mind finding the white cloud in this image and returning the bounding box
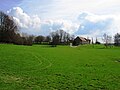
[6,7,120,39]
[21,0,120,19]
[2,0,120,44]
[7,7,41,34]
[7,7,79,35]
[76,12,120,38]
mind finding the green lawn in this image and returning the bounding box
[0,44,120,90]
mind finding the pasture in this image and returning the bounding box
[0,44,120,90]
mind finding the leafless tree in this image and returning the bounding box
[50,30,72,46]
[103,33,112,48]
[45,36,51,42]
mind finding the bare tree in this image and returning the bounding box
[103,33,112,48]
[63,32,70,44]
[70,35,75,41]
[59,30,64,43]
[50,30,72,46]
[45,36,51,42]
[50,32,60,46]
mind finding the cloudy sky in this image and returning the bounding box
[1,0,120,39]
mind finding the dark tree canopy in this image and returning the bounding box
[34,35,45,44]
[114,33,120,46]
[44,36,51,42]
[95,37,101,44]
[0,11,18,43]
[50,33,60,47]
[0,11,33,46]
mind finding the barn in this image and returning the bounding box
[73,37,91,46]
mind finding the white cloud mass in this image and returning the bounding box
[7,7,41,35]
[7,7,78,35]
[7,7,120,39]
[76,12,120,38]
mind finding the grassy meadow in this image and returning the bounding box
[0,44,120,90]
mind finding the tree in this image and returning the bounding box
[52,34,60,47]
[91,37,94,44]
[0,11,34,46]
[102,33,112,48]
[50,32,60,47]
[50,30,72,46]
[95,37,101,44]
[0,11,18,43]
[114,33,120,46]
[45,36,51,42]
[25,35,34,46]
[34,35,45,44]
[69,35,75,44]
[66,32,70,44]
[58,30,64,43]
[14,33,34,46]
[14,33,23,45]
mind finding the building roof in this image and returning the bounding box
[79,37,87,42]
[84,38,91,41]
[76,37,91,42]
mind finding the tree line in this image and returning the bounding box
[101,33,120,47]
[0,11,74,46]
[34,29,74,46]
[1,11,120,47]
[0,11,35,45]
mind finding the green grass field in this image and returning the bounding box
[0,44,120,90]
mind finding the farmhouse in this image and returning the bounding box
[73,37,91,46]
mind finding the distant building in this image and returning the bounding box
[73,37,91,46]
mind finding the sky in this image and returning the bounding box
[1,0,120,40]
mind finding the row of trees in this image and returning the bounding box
[102,33,120,47]
[0,11,34,46]
[94,33,120,48]
[114,33,120,46]
[50,30,74,46]
[0,11,74,46]
[0,11,18,43]
[34,30,74,46]
[1,11,120,47]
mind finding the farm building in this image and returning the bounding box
[73,37,91,46]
